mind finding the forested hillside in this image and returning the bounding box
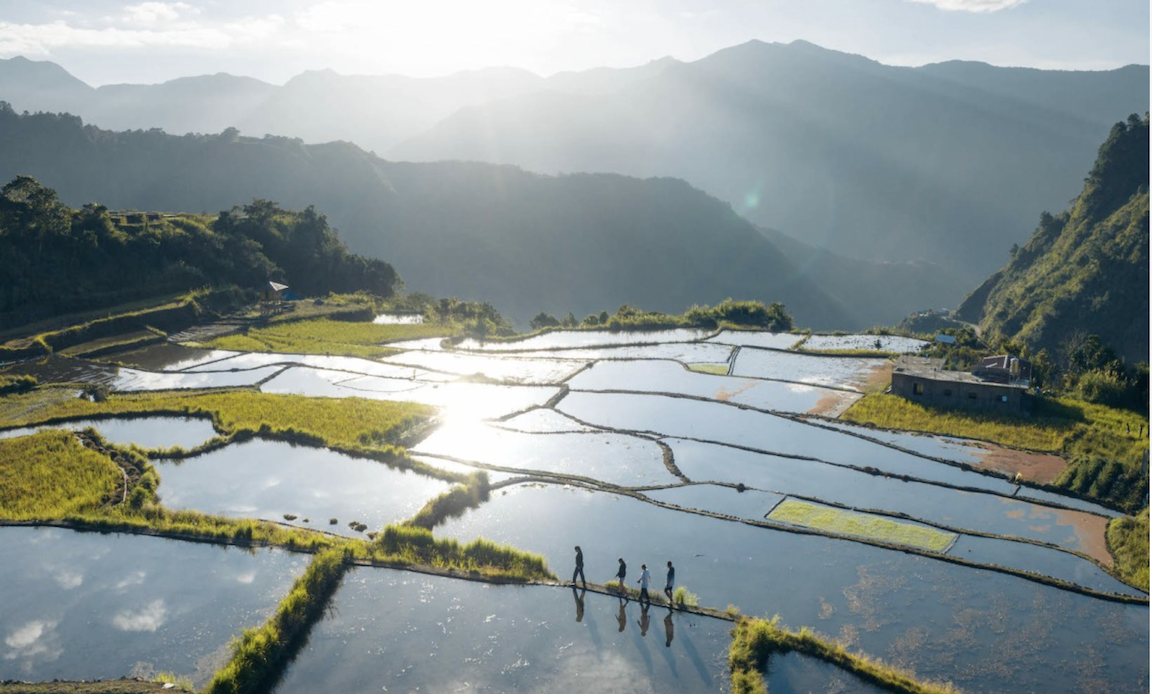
[957,114,1149,365]
[0,177,397,323]
[0,105,869,328]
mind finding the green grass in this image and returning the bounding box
[2,389,433,455]
[0,373,37,395]
[203,318,452,358]
[729,616,961,694]
[371,524,553,581]
[768,499,957,552]
[0,430,123,519]
[1107,509,1149,591]
[405,471,490,529]
[688,363,730,375]
[841,393,1070,451]
[841,392,1149,512]
[203,547,348,694]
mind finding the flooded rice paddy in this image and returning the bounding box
[455,328,715,352]
[0,415,218,450]
[731,349,891,391]
[156,439,453,536]
[2,326,1146,692]
[271,567,733,694]
[437,483,1148,693]
[705,330,804,350]
[800,334,930,353]
[565,360,861,415]
[0,527,307,688]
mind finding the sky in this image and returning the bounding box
[0,0,1148,86]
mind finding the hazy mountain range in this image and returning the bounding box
[0,107,869,328]
[0,40,1145,327]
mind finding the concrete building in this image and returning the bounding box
[890,356,1032,413]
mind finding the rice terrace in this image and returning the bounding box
[0,294,1146,694]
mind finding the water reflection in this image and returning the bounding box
[572,587,586,622]
[0,416,218,450]
[0,527,307,687]
[271,567,732,693]
[567,359,859,414]
[436,483,1149,693]
[559,391,1018,494]
[455,328,714,352]
[157,439,452,536]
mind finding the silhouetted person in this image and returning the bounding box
[637,601,651,636]
[572,586,585,622]
[664,560,675,605]
[636,563,651,605]
[615,557,627,595]
[573,545,586,588]
[616,599,627,632]
[664,611,674,647]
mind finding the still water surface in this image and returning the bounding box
[272,566,733,694]
[0,527,307,687]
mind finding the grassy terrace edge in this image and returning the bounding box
[729,616,962,694]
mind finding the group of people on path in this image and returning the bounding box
[573,546,676,607]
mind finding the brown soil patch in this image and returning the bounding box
[811,391,862,417]
[999,498,1112,566]
[714,380,758,402]
[972,443,1067,485]
[857,362,893,393]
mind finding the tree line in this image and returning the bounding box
[0,176,399,324]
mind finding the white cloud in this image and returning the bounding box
[0,20,232,56]
[53,568,83,589]
[112,599,168,632]
[122,2,197,27]
[3,620,62,662]
[904,0,1026,12]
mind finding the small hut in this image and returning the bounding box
[259,281,289,302]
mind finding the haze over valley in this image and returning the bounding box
[0,2,1148,693]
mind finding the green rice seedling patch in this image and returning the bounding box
[2,390,433,454]
[1107,508,1149,591]
[688,363,730,375]
[0,430,123,519]
[768,499,957,553]
[202,318,452,358]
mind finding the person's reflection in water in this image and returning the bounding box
[663,611,674,648]
[572,586,586,623]
[616,597,628,633]
[637,601,651,636]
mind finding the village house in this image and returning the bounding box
[890,355,1032,413]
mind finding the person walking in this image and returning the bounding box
[637,563,651,605]
[664,560,676,606]
[573,546,586,589]
[615,557,627,596]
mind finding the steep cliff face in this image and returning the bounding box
[957,115,1149,363]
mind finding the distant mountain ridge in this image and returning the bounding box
[0,54,681,153]
[0,106,876,328]
[391,40,1149,284]
[3,42,1144,316]
[956,115,1149,363]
